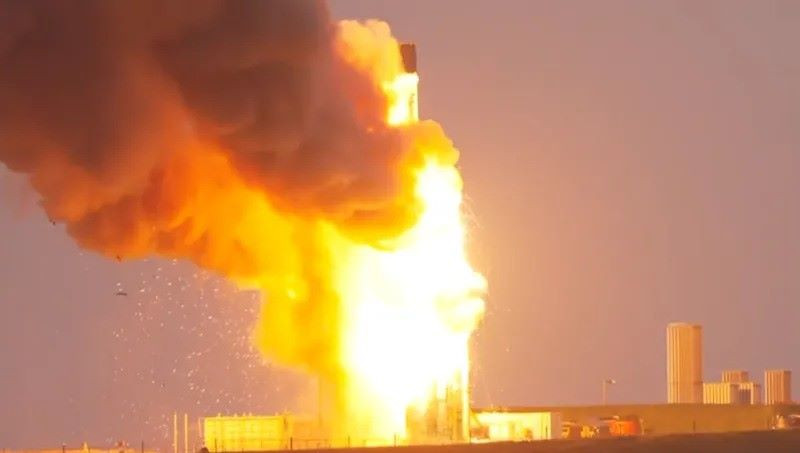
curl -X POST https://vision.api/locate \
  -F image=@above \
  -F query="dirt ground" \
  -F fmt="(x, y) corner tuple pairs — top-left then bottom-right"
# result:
(286, 430), (800, 453)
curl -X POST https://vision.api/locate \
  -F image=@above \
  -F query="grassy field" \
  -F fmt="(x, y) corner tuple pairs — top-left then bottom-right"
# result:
(284, 430), (800, 453)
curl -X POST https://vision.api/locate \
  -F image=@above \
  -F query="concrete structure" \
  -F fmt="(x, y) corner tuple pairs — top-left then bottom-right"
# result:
(738, 382), (762, 404)
(765, 370), (792, 404)
(717, 371), (761, 404)
(722, 370), (750, 383)
(482, 403), (800, 435)
(666, 323), (703, 403)
(703, 382), (742, 404)
(703, 380), (762, 405)
(471, 411), (561, 442)
(202, 415), (325, 451)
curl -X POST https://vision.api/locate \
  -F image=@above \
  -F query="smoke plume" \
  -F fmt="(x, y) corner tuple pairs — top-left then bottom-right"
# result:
(0, 0), (446, 244)
(0, 0), (467, 428)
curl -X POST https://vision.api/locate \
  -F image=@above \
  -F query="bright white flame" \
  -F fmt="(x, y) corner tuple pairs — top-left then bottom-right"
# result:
(330, 66), (486, 441)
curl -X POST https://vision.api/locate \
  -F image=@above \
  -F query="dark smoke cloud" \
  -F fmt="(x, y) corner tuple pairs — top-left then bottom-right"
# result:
(0, 0), (416, 250)
(0, 1), (465, 422)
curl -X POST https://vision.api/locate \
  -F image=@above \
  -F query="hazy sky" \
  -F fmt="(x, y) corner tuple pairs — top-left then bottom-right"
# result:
(2, 0), (799, 449)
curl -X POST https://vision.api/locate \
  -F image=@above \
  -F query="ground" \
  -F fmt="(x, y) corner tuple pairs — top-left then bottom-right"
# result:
(282, 430), (800, 453)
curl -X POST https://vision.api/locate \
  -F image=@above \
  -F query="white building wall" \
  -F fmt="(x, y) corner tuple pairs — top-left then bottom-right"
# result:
(703, 382), (741, 404)
(667, 323), (703, 403)
(738, 382), (762, 404)
(765, 370), (792, 404)
(721, 370), (749, 383)
(473, 412), (562, 441)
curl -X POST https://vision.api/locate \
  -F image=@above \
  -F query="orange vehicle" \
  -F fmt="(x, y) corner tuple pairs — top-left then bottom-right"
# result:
(607, 416), (642, 436)
(601, 415), (642, 437)
(609, 419), (640, 436)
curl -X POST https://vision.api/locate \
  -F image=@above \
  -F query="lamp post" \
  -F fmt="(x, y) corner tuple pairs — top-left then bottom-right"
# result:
(602, 379), (616, 405)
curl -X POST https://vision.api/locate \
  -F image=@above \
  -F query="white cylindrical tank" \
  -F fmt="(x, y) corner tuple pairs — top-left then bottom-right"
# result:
(721, 370), (749, 383)
(666, 322), (703, 403)
(764, 369), (792, 404)
(703, 382), (740, 404)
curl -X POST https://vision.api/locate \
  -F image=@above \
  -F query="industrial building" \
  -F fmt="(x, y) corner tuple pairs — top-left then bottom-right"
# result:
(471, 412), (561, 442)
(488, 403), (800, 435)
(666, 322), (703, 403)
(666, 325), (791, 406)
(738, 381), (762, 404)
(202, 415), (327, 451)
(703, 382), (743, 404)
(199, 317), (800, 450)
(705, 370), (761, 405)
(722, 370), (749, 383)
(765, 370), (792, 404)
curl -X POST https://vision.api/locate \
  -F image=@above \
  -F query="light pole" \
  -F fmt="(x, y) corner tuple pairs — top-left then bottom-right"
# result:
(602, 379), (616, 405)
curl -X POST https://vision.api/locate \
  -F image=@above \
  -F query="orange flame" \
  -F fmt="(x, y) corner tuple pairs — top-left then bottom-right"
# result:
(253, 20), (487, 442)
(0, 5), (485, 444)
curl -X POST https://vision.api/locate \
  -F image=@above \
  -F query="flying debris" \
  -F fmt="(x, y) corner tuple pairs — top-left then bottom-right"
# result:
(115, 290), (128, 297)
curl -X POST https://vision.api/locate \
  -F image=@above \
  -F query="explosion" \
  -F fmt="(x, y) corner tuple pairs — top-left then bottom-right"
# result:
(0, 0), (485, 444)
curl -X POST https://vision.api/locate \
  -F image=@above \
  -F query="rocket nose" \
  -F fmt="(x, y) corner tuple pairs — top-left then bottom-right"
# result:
(400, 43), (417, 73)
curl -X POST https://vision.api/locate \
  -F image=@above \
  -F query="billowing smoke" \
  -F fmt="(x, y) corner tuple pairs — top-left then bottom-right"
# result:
(0, 0), (438, 245)
(0, 0), (467, 430)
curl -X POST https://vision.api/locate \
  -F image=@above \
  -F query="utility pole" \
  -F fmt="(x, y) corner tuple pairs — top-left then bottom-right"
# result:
(602, 379), (616, 405)
(184, 413), (189, 453)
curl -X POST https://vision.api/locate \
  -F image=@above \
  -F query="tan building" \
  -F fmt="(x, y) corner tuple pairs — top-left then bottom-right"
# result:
(722, 370), (749, 383)
(703, 382), (742, 404)
(202, 415), (329, 451)
(666, 322), (703, 403)
(738, 382), (762, 404)
(765, 369), (792, 404)
(718, 371), (760, 404)
(471, 411), (561, 441)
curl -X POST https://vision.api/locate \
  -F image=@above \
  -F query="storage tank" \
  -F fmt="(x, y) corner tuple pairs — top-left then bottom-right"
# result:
(703, 382), (741, 404)
(201, 415), (324, 451)
(738, 381), (762, 404)
(765, 369), (792, 404)
(666, 322), (703, 403)
(722, 370), (749, 383)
